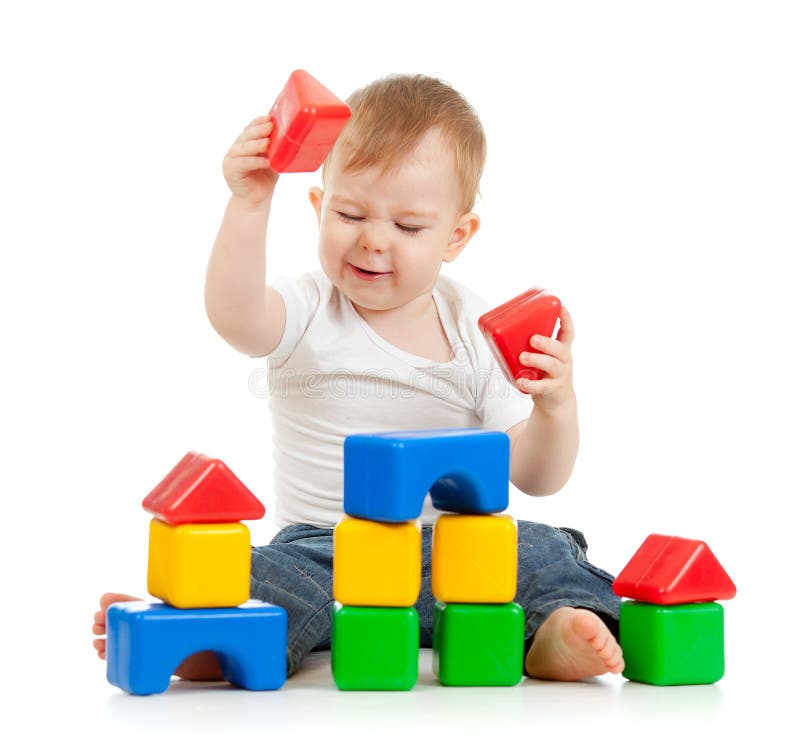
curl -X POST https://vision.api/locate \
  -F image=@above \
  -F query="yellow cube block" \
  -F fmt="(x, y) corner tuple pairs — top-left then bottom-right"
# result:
(432, 514), (517, 603)
(333, 516), (421, 606)
(147, 518), (250, 608)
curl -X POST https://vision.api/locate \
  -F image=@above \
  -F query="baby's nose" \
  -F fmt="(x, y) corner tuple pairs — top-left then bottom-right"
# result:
(358, 223), (387, 252)
(360, 240), (385, 253)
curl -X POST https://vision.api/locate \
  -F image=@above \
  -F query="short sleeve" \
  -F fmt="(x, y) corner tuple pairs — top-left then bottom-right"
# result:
(257, 272), (320, 365)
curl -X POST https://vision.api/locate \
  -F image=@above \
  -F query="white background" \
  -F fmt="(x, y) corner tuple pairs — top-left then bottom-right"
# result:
(1, 0), (797, 734)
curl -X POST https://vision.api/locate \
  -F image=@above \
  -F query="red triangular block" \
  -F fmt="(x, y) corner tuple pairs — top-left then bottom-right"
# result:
(266, 69), (351, 173)
(613, 533), (736, 604)
(142, 451), (265, 524)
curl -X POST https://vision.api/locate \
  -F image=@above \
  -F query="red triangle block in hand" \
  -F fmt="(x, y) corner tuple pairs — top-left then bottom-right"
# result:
(266, 69), (351, 173)
(478, 288), (562, 386)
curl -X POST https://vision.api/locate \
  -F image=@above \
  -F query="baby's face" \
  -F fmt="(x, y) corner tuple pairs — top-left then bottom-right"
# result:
(309, 129), (478, 317)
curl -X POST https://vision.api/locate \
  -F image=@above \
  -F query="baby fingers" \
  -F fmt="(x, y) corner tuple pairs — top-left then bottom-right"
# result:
(516, 377), (555, 397)
(237, 120), (273, 144)
(518, 350), (561, 376)
(529, 333), (570, 362)
(246, 115), (272, 128)
(230, 138), (269, 157)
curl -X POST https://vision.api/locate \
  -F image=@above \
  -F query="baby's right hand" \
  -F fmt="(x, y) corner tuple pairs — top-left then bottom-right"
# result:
(223, 116), (280, 207)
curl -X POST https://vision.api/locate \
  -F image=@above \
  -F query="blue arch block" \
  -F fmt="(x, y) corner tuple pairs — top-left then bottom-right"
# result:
(106, 600), (287, 695)
(344, 428), (509, 522)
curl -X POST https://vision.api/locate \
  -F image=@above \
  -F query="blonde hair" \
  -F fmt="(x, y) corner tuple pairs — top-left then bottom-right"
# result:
(322, 74), (487, 214)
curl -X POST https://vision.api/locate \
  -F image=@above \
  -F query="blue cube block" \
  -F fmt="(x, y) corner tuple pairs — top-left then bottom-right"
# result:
(106, 600), (287, 695)
(344, 428), (509, 522)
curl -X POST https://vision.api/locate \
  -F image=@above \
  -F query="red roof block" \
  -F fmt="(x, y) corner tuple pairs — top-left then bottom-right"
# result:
(613, 533), (737, 604)
(142, 452), (265, 524)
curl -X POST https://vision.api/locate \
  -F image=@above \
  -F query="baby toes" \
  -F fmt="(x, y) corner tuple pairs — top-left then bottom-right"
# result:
(93, 638), (106, 659)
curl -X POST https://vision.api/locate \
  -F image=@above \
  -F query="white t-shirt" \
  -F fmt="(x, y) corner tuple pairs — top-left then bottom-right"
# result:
(260, 269), (533, 529)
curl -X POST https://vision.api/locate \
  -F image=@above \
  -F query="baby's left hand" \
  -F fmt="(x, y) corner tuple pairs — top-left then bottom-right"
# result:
(516, 305), (576, 412)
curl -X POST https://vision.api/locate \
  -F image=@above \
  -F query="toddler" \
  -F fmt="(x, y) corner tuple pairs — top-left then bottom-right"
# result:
(92, 74), (622, 682)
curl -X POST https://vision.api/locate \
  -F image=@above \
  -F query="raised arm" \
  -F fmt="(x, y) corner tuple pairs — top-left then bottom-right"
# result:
(204, 117), (286, 357)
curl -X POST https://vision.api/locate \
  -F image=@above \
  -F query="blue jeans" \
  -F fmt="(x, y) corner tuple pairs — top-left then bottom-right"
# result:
(250, 521), (621, 677)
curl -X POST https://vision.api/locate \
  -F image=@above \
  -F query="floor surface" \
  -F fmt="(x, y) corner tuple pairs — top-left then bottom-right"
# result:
(84, 639), (781, 737)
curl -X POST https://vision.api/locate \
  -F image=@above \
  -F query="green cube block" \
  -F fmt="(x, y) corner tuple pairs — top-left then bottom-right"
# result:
(620, 601), (725, 685)
(432, 601), (524, 686)
(331, 603), (419, 690)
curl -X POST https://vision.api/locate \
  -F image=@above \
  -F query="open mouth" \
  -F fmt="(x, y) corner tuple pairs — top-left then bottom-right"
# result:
(349, 263), (391, 280)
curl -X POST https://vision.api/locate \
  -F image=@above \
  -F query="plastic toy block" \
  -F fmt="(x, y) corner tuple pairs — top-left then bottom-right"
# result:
(147, 519), (250, 608)
(266, 69), (351, 173)
(331, 604), (419, 690)
(432, 601), (524, 686)
(106, 600), (287, 695)
(344, 429), (509, 522)
(142, 451), (265, 524)
(333, 516), (421, 606)
(620, 601), (725, 685)
(432, 514), (517, 603)
(478, 287), (561, 385)
(613, 533), (737, 604)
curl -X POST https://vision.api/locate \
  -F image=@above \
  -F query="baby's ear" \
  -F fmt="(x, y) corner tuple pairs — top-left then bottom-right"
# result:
(308, 187), (324, 226)
(443, 211), (480, 262)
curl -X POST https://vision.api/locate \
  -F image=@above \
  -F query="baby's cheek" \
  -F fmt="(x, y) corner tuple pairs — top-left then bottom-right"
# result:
(328, 223), (355, 248)
(318, 226), (343, 251)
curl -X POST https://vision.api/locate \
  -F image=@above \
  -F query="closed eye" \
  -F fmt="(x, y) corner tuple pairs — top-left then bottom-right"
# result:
(336, 211), (423, 236)
(396, 223), (423, 235)
(336, 211), (363, 223)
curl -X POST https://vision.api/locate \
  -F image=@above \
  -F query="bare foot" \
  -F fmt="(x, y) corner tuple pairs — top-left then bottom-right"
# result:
(524, 607), (624, 681)
(92, 591), (223, 681)
(92, 592), (142, 659)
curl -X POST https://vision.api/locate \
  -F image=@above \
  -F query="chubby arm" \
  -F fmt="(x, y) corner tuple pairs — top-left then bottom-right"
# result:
(506, 305), (579, 496)
(507, 397), (579, 496)
(205, 196), (286, 357)
(204, 117), (286, 357)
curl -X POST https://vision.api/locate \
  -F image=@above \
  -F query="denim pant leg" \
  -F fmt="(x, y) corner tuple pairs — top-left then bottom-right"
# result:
(413, 520), (620, 659)
(516, 521), (620, 639)
(516, 520), (620, 668)
(250, 524), (335, 678)
(416, 526), (436, 647)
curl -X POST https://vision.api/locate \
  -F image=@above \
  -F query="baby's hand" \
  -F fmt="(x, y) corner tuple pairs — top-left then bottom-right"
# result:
(223, 116), (280, 206)
(516, 305), (576, 413)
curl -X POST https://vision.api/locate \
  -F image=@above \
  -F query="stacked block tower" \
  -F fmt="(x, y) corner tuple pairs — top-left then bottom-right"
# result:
(332, 428), (524, 690)
(105, 452), (288, 695)
(432, 512), (523, 686)
(613, 533), (737, 685)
